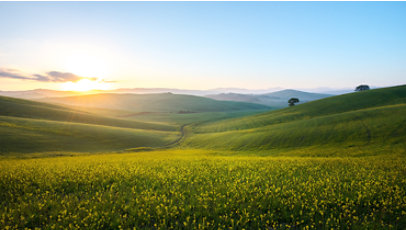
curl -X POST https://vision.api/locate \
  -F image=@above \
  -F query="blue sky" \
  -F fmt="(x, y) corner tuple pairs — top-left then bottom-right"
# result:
(0, 2), (405, 91)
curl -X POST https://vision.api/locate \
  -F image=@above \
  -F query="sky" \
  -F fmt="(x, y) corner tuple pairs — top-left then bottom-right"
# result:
(0, 2), (405, 91)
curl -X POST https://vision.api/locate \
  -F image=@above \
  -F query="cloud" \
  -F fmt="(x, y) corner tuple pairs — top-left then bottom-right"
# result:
(0, 68), (97, 82)
(101, 79), (118, 83)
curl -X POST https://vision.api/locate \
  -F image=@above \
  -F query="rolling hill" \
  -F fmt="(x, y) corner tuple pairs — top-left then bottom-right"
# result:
(0, 87), (283, 99)
(0, 95), (176, 131)
(0, 95), (180, 154)
(205, 89), (331, 108)
(0, 93), (271, 154)
(0, 116), (177, 154)
(0, 89), (87, 99)
(40, 93), (271, 113)
(2, 85), (405, 156)
(183, 85), (406, 156)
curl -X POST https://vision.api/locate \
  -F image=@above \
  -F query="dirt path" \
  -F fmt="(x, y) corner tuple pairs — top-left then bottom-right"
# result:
(163, 124), (188, 148)
(123, 123), (190, 152)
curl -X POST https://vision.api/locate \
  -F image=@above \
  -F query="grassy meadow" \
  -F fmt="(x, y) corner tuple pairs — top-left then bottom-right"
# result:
(183, 86), (406, 156)
(1, 151), (406, 229)
(0, 85), (406, 229)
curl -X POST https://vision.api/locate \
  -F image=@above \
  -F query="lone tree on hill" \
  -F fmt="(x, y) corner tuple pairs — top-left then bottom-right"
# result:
(288, 98), (299, 106)
(355, 85), (370, 91)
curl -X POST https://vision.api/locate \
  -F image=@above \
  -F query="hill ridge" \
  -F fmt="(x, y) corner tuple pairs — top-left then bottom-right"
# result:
(182, 85), (406, 156)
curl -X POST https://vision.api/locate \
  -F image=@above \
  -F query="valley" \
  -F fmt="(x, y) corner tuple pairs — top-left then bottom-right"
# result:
(1, 85), (405, 229)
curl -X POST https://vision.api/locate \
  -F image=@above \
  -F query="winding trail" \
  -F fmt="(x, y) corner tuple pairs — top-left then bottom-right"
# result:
(163, 124), (188, 148)
(123, 123), (190, 152)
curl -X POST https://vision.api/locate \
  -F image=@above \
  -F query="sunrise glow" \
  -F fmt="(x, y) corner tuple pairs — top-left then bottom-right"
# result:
(62, 51), (112, 80)
(60, 79), (112, 92)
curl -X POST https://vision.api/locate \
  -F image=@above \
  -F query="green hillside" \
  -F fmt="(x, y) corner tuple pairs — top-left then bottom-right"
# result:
(40, 93), (270, 113)
(183, 85), (406, 156)
(0, 116), (177, 154)
(0, 95), (176, 131)
(205, 89), (331, 108)
(0, 96), (180, 154)
(1, 85), (405, 155)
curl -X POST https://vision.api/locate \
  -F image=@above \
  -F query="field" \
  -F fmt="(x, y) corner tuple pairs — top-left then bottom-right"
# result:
(1, 85), (406, 229)
(183, 85), (406, 156)
(1, 151), (406, 229)
(205, 89), (331, 107)
(0, 116), (178, 154)
(0, 94), (266, 154)
(40, 93), (270, 113)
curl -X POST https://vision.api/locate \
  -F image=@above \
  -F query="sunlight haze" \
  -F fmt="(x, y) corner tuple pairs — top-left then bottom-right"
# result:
(0, 2), (405, 91)
(1, 2), (406, 228)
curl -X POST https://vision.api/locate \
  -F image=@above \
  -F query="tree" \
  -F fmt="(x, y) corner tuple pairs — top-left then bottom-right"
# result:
(288, 98), (299, 106)
(355, 85), (370, 92)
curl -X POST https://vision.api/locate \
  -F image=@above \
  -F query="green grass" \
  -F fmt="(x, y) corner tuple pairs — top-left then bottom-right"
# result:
(182, 85), (406, 156)
(1, 85), (406, 229)
(206, 89), (331, 107)
(0, 95), (177, 131)
(126, 110), (268, 125)
(0, 94), (271, 154)
(1, 85), (405, 155)
(193, 85), (406, 132)
(0, 116), (177, 154)
(1, 150), (405, 229)
(41, 93), (271, 113)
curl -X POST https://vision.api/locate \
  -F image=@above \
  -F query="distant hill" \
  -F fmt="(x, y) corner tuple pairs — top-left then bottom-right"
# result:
(0, 93), (271, 154)
(0, 116), (178, 154)
(40, 93), (271, 113)
(0, 87), (332, 100)
(205, 89), (332, 108)
(0, 89), (83, 99)
(0, 87), (285, 99)
(2, 85), (405, 155)
(0, 95), (175, 131)
(183, 85), (406, 156)
(0, 95), (180, 154)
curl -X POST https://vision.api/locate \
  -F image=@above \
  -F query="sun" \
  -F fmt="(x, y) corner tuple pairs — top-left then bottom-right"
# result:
(61, 79), (112, 92)
(62, 49), (112, 79)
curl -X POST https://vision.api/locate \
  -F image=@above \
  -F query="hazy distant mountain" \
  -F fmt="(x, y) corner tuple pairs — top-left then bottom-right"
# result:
(0, 88), (279, 99)
(0, 89), (81, 99)
(205, 89), (332, 108)
(109, 88), (219, 96)
(0, 87), (340, 101)
(318, 89), (354, 95)
(40, 93), (270, 113)
(299, 87), (354, 95)
(301, 86), (385, 95)
(207, 87), (284, 94)
(109, 87), (284, 95)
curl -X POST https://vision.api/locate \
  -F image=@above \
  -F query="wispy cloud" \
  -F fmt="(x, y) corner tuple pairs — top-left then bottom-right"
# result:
(101, 79), (118, 83)
(0, 68), (97, 82)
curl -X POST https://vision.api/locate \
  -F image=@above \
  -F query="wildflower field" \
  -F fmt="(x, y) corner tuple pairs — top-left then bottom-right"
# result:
(1, 150), (405, 229)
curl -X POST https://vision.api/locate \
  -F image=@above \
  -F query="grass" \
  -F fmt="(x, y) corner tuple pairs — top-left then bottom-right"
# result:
(192, 85), (406, 133)
(125, 110), (268, 125)
(182, 85), (406, 156)
(1, 150), (405, 229)
(0, 94), (271, 154)
(0, 95), (177, 131)
(0, 116), (178, 154)
(1, 85), (406, 229)
(183, 104), (406, 154)
(205, 89), (331, 107)
(41, 93), (271, 113)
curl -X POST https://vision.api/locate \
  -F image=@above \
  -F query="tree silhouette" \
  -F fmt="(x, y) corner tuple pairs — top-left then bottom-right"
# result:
(355, 85), (370, 91)
(288, 98), (299, 106)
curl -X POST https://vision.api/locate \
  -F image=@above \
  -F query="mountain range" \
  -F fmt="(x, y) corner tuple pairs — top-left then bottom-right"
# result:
(205, 89), (332, 108)
(0, 88), (339, 109)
